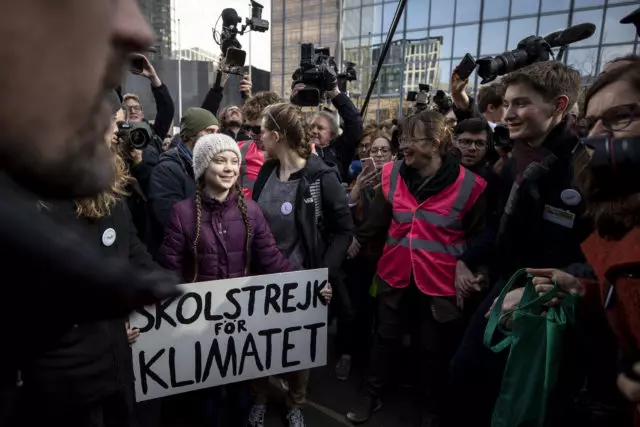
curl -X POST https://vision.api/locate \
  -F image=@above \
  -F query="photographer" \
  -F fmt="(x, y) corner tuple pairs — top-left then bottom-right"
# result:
(298, 67), (363, 182)
(124, 53), (175, 171)
(450, 70), (505, 126)
(200, 68), (252, 127)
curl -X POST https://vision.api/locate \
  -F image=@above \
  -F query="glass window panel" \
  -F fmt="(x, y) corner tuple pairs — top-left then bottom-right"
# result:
(406, 29), (429, 40)
(453, 24), (479, 58)
(380, 65), (403, 95)
(303, 0), (321, 16)
(511, 0), (540, 17)
(574, 0), (606, 8)
(358, 67), (373, 96)
(284, 45), (300, 72)
(285, 0), (301, 18)
(481, 21), (508, 55)
(483, 0), (509, 20)
(508, 18), (538, 49)
(603, 5), (639, 44)
(430, 0), (454, 26)
(302, 19), (320, 42)
(383, 2), (404, 33)
(436, 59), (452, 90)
(456, 0), (481, 24)
(360, 35), (382, 66)
(381, 37), (405, 64)
(322, 0), (340, 14)
(541, 0), (570, 13)
(284, 22), (301, 44)
(321, 14), (339, 44)
(599, 44), (636, 73)
(361, 5), (383, 36)
(607, 0), (630, 3)
(571, 9), (603, 48)
(407, 0), (429, 31)
(343, 10), (361, 39)
(537, 13), (568, 38)
(430, 26), (454, 59)
(567, 47), (598, 79)
(344, 0), (361, 7)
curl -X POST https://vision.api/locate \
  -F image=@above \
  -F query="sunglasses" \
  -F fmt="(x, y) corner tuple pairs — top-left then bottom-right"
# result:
(243, 125), (262, 135)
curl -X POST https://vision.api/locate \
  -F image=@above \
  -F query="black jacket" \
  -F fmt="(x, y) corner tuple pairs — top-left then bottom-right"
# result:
(252, 155), (354, 277)
(221, 127), (251, 142)
(0, 174), (178, 386)
(358, 153), (487, 245)
(147, 146), (196, 257)
(19, 201), (155, 415)
(495, 121), (592, 278)
(315, 93), (363, 182)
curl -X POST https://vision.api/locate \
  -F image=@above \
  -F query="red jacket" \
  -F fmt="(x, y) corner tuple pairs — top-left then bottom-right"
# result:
(239, 140), (265, 199)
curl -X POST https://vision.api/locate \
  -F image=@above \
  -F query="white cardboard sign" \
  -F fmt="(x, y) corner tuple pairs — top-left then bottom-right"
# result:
(129, 268), (329, 402)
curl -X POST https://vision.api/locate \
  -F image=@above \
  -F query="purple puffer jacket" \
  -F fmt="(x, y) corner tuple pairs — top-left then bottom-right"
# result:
(158, 191), (293, 282)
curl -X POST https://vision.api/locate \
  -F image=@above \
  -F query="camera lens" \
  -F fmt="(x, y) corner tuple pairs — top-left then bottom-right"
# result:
(130, 129), (148, 149)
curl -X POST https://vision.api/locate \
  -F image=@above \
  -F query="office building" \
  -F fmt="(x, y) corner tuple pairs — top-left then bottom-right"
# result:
(272, 0), (639, 119)
(139, 0), (172, 58)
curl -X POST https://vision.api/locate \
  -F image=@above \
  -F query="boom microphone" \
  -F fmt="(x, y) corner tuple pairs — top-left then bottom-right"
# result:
(544, 23), (596, 48)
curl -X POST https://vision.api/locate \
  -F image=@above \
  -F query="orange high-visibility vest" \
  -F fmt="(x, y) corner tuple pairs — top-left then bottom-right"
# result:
(239, 140), (265, 199)
(376, 160), (486, 296)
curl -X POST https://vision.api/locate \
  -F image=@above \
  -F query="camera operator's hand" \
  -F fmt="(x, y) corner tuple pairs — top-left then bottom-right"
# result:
(450, 68), (470, 110)
(322, 64), (340, 99)
(131, 149), (143, 166)
(240, 76), (252, 98)
(131, 53), (162, 88)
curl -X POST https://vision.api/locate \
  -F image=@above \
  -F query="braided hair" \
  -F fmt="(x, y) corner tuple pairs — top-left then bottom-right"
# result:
(235, 183), (252, 275)
(191, 183), (252, 282)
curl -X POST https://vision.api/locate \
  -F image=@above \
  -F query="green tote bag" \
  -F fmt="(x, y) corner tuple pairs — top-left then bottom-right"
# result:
(484, 269), (578, 427)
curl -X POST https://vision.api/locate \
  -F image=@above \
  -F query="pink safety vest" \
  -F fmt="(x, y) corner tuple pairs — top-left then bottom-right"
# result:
(376, 160), (486, 296)
(239, 140), (265, 199)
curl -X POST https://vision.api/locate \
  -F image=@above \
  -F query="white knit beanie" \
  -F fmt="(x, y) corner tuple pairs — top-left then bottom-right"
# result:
(192, 133), (242, 181)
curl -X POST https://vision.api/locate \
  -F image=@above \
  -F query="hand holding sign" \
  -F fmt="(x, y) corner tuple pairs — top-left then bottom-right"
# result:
(321, 282), (332, 304)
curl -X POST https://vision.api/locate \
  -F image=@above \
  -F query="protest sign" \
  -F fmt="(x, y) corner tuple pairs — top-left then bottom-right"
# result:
(129, 268), (329, 402)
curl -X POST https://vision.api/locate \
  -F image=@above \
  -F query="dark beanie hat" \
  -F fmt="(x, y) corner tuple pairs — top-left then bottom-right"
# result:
(180, 108), (219, 141)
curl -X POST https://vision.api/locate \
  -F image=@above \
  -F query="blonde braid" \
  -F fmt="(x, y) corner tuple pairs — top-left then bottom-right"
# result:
(235, 184), (252, 275)
(192, 189), (203, 282)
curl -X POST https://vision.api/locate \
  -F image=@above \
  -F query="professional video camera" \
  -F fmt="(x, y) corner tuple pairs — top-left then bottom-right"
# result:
(476, 23), (596, 83)
(214, 1), (269, 72)
(291, 43), (357, 106)
(407, 83), (430, 111)
(432, 90), (453, 114)
(117, 121), (153, 150)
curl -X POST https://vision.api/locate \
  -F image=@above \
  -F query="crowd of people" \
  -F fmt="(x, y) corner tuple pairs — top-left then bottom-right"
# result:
(2, 1), (640, 427)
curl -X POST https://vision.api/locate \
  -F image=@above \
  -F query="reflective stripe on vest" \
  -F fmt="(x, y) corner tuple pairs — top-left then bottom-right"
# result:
(240, 141), (255, 190)
(377, 160), (487, 296)
(386, 160), (477, 230)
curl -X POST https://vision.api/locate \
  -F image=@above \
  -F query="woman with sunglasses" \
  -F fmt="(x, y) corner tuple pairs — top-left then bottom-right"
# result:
(347, 110), (487, 426)
(525, 62), (640, 427)
(247, 103), (353, 427)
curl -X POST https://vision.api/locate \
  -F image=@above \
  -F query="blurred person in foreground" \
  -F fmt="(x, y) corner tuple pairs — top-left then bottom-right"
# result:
(0, 0), (178, 393)
(14, 109), (162, 427)
(523, 62), (640, 427)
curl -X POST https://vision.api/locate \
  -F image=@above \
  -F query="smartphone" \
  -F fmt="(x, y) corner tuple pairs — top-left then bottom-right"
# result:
(456, 53), (476, 80)
(130, 56), (145, 74)
(361, 157), (375, 172)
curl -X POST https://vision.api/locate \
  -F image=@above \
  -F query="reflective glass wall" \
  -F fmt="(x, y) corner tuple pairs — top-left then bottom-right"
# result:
(272, 0), (638, 120)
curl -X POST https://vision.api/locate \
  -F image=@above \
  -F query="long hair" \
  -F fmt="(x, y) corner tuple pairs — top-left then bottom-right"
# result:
(192, 182), (252, 282)
(75, 151), (130, 219)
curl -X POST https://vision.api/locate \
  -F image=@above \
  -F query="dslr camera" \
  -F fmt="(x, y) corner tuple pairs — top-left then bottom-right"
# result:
(117, 121), (153, 150)
(291, 43), (357, 107)
(407, 83), (430, 111)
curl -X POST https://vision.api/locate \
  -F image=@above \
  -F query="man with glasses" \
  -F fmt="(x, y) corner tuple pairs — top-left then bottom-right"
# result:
(238, 91), (283, 198)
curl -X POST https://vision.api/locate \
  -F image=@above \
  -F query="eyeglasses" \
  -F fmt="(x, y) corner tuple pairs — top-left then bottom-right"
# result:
(370, 147), (391, 155)
(244, 125), (262, 135)
(125, 105), (142, 113)
(398, 137), (430, 146)
(457, 138), (488, 149)
(583, 103), (640, 133)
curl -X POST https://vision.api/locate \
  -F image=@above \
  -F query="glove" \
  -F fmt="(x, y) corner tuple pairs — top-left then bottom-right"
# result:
(321, 62), (338, 92)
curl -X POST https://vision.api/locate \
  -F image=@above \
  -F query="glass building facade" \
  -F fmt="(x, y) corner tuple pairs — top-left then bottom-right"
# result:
(271, 0), (639, 120)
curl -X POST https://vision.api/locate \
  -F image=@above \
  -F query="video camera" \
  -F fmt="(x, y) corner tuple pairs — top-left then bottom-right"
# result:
(117, 121), (153, 150)
(406, 83), (430, 111)
(215, 1), (269, 72)
(432, 90), (453, 114)
(476, 23), (596, 83)
(291, 44), (357, 107)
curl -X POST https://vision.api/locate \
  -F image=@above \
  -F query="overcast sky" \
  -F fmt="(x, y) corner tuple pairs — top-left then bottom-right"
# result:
(174, 0), (272, 71)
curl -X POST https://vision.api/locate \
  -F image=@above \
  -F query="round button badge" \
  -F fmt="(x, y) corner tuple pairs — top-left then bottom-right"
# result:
(281, 202), (293, 216)
(102, 228), (117, 247)
(560, 189), (582, 206)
